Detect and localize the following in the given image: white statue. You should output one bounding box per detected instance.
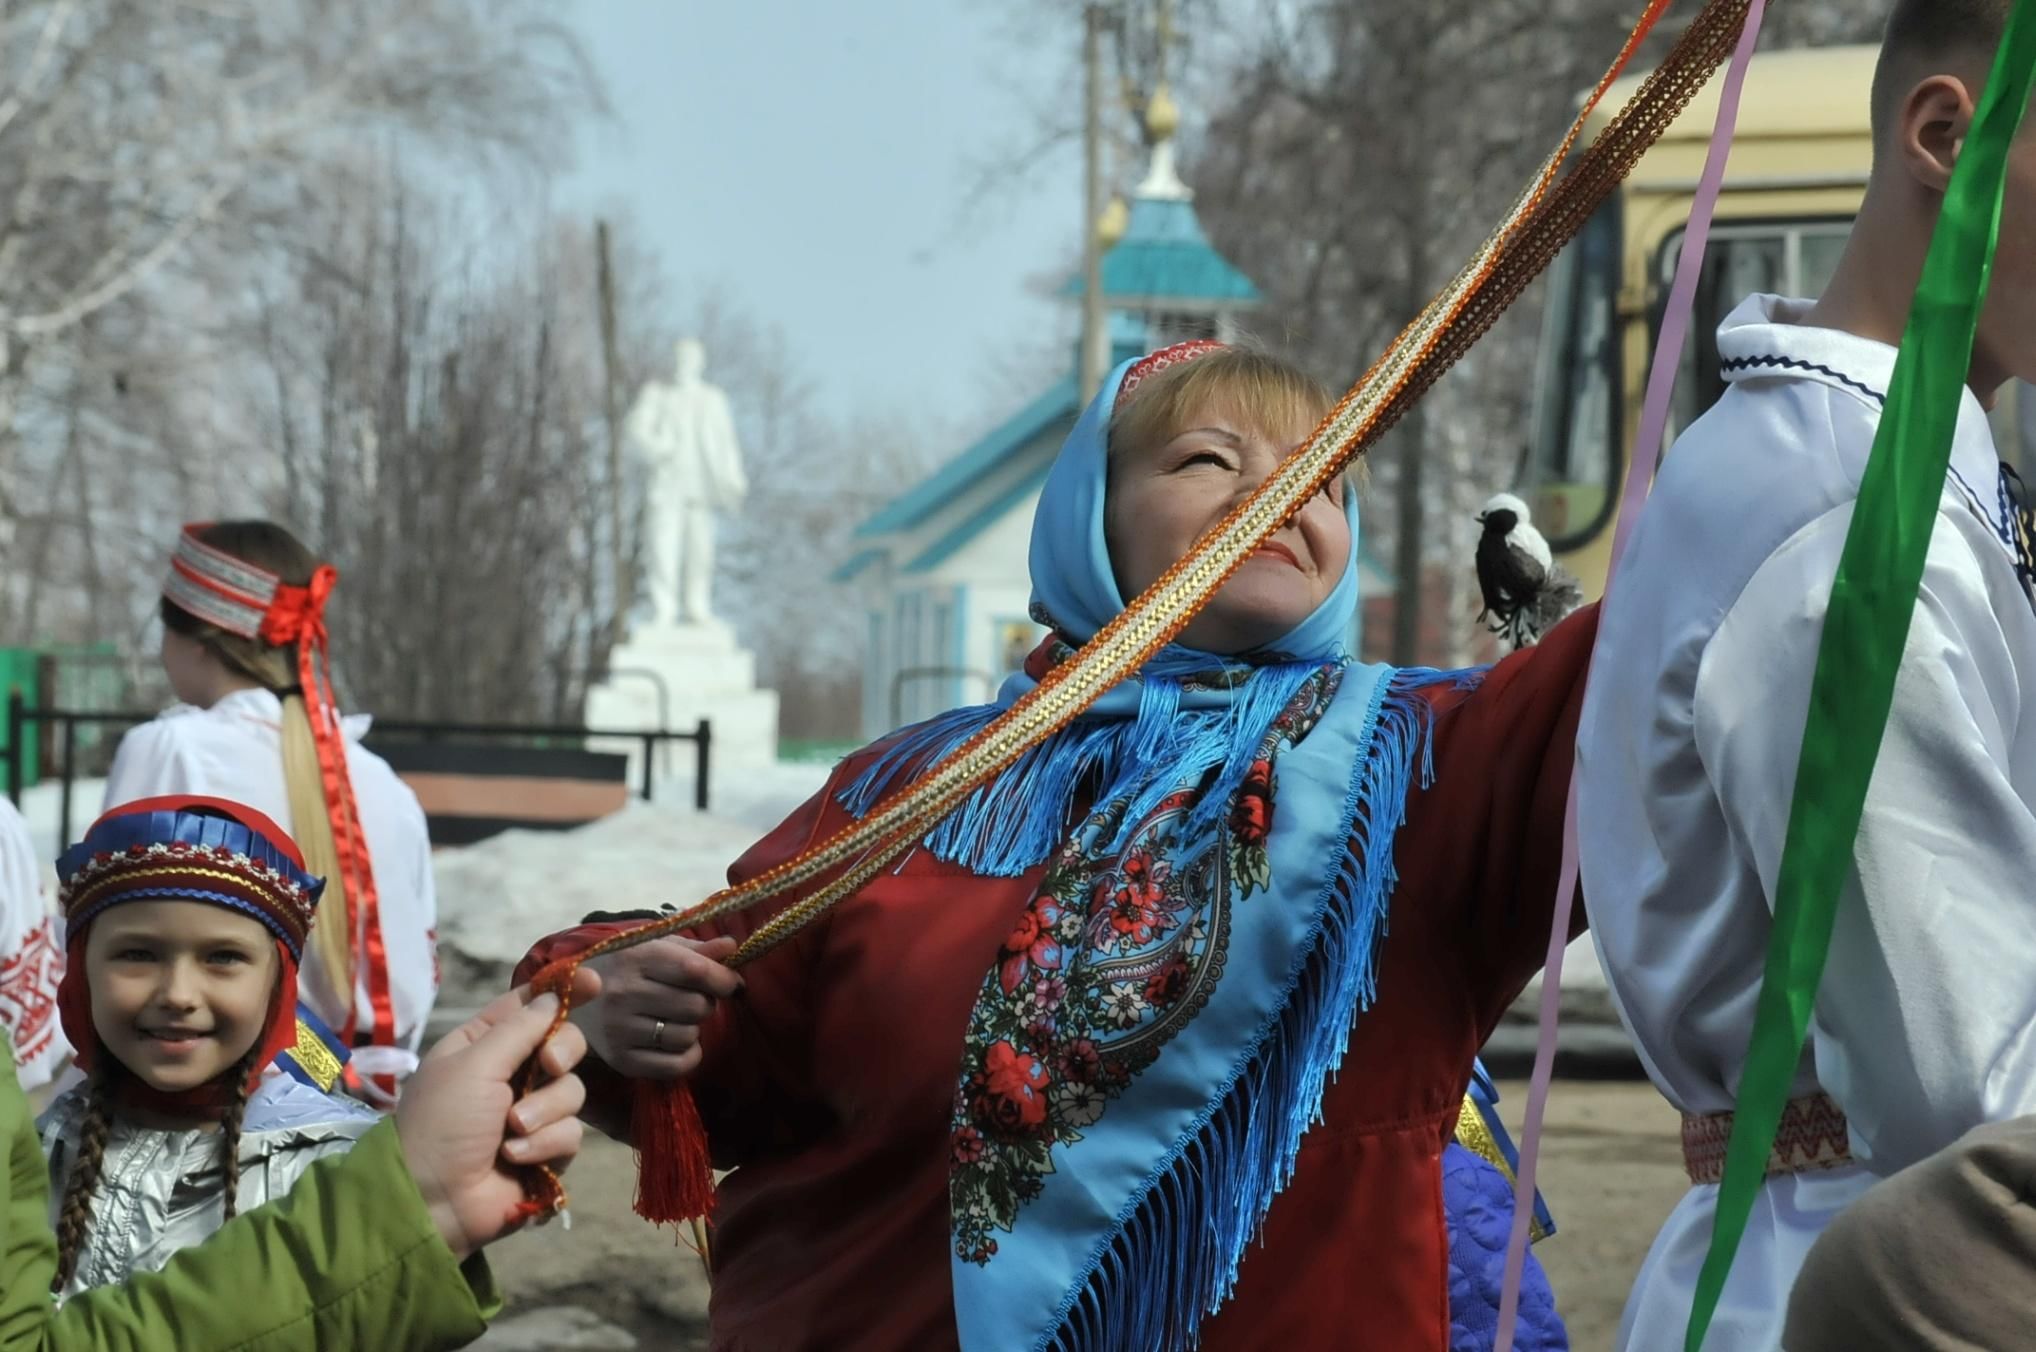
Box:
[626,339,748,626]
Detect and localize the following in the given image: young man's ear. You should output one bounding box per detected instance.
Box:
[1897,73,1978,192]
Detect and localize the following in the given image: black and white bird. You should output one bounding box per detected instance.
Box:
[1474,493,1584,650]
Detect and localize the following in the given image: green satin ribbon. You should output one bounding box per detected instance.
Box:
[1684,10,2036,1351]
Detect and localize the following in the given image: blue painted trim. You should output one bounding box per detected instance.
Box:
[832,546,886,582]
[904,459,1055,575]
[855,378,1079,539]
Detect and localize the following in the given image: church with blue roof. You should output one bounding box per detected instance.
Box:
[835,99,1390,739]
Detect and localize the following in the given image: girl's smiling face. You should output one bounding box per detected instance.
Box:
[85,901,279,1093]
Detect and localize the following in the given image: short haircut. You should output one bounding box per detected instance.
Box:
[1870,0,2010,149]
[1109,347,1333,462]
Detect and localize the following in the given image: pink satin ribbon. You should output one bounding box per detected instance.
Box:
[1492,4,1771,1347]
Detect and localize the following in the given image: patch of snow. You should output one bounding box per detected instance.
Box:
[432,761,833,999]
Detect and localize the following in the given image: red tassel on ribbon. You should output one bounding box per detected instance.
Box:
[514,954,717,1228]
[630,1078,717,1227]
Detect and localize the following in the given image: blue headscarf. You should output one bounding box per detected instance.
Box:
[1026,351,1363,655]
[840,349,1365,872]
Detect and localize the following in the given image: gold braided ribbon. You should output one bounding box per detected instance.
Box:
[519,0,1756,1217]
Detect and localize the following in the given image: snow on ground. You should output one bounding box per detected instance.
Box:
[14,777,108,890]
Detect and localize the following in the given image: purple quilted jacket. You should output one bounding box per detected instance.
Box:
[1444,1142,1569,1352]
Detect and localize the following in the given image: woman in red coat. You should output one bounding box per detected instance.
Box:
[521,342,1593,1350]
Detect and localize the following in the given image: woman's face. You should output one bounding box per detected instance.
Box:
[1104,401,1351,654]
[86,900,279,1093]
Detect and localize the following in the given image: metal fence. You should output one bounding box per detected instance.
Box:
[3,692,712,847]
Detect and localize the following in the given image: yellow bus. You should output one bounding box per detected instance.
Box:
[1516,44,2036,598]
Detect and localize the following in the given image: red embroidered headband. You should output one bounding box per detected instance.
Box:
[163,524,336,646]
[1114,339,1227,409]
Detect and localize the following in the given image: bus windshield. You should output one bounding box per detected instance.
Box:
[1522,210,1854,555]
[1522,204,1621,553]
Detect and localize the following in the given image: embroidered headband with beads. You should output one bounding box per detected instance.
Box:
[1112,339,1227,409]
[57,797,323,959]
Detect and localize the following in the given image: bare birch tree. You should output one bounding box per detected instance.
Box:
[0,0,600,649]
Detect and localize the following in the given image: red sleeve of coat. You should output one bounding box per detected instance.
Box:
[511,758,858,1164]
[1395,602,1600,1040]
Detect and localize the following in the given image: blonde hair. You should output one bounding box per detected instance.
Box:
[159,521,352,1016]
[1108,346,1339,470]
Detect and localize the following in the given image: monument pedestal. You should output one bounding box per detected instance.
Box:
[585,621,779,796]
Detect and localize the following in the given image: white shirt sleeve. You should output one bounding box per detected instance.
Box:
[102,719,213,809]
[1694,505,2036,1175]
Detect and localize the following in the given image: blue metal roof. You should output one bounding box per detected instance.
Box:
[903,459,1056,575]
[830,546,888,583]
[1064,197,1259,307]
[852,376,1080,541]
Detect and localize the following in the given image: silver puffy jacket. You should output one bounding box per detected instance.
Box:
[37,1074,379,1302]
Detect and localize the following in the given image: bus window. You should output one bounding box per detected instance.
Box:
[1522,204,1622,551]
[1660,220,1853,447]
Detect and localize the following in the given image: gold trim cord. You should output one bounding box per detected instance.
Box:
[546,0,1753,978]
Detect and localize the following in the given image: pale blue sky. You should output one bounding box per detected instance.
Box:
[559,0,1089,433]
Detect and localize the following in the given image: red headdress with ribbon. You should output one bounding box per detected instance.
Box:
[55,795,323,1115]
[161,524,398,1097]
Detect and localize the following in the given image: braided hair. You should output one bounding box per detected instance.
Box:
[50,1072,117,1294]
[217,1050,258,1222]
[50,1049,263,1294]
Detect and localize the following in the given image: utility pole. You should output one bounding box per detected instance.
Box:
[594,220,629,655]
[1079,4,1110,404]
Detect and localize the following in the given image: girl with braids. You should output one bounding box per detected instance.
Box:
[103,520,437,1105]
[37,797,376,1300]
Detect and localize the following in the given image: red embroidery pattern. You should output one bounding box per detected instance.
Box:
[1681,1091,1852,1185]
[0,917,64,1064]
[1114,340,1225,407]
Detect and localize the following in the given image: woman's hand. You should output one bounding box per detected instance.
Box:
[571,935,743,1080]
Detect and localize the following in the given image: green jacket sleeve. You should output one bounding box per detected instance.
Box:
[5,1043,501,1351]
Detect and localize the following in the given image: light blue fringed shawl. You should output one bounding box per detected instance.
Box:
[839,353,1473,1351]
